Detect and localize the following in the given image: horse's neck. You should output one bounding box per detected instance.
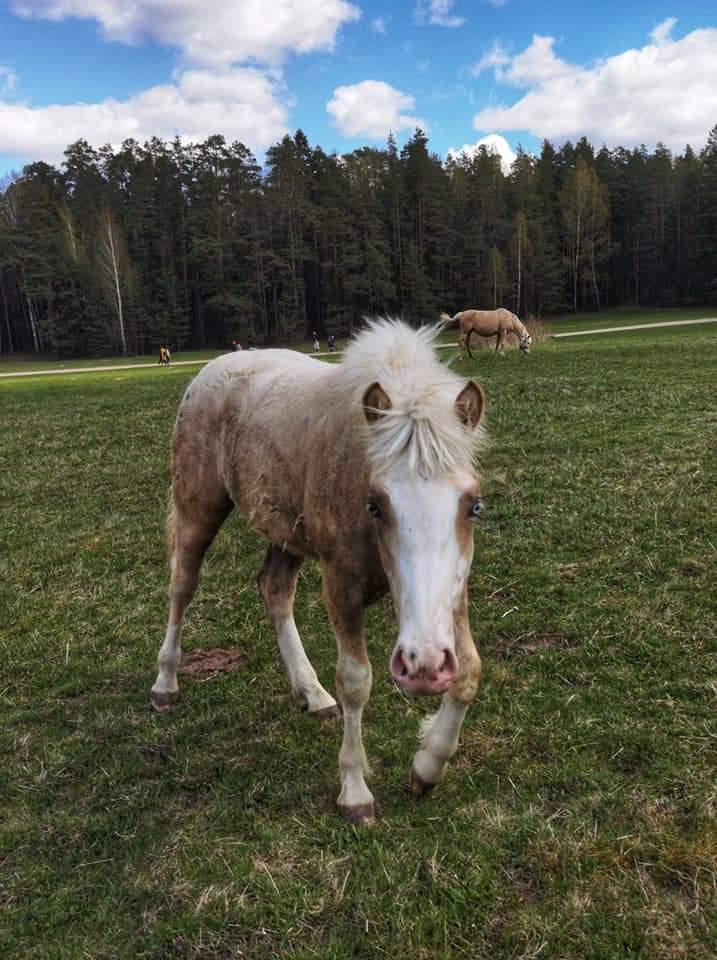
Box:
[510,315,527,339]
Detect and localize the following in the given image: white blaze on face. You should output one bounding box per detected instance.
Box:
[371,469,479,695]
[358,362,486,696]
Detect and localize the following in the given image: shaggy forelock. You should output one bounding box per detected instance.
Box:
[336,318,487,476]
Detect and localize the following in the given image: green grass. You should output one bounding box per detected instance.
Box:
[0,339,335,376]
[3,307,716,376]
[0,348,226,375]
[1,326,715,959]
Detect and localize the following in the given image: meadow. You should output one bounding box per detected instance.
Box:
[2,306,716,377]
[1,322,715,959]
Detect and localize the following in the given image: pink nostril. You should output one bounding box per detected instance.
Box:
[391,647,412,680]
[392,646,458,692]
[439,649,458,678]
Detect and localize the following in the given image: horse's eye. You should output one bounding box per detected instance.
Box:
[470,498,482,518]
[367,500,381,519]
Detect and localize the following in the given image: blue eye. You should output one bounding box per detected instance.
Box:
[470,499,482,518]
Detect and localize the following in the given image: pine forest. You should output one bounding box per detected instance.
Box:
[1,125,716,357]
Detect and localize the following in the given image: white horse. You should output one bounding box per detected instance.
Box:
[152,319,487,825]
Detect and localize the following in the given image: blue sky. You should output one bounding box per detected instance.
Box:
[1,0,715,176]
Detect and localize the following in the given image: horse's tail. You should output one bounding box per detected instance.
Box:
[439,311,459,328]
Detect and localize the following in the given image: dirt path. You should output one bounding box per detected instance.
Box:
[551,317,717,338]
[0,358,212,379]
[2,317,716,379]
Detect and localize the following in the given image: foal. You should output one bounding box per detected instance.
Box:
[152,319,487,825]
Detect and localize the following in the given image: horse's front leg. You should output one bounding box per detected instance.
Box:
[323,570,375,825]
[410,590,481,793]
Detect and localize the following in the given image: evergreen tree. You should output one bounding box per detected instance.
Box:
[1,125,716,358]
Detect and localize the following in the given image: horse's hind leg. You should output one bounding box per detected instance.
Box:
[457,331,466,360]
[151,495,232,710]
[257,545,339,718]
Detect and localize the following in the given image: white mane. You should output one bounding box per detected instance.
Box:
[335,318,487,476]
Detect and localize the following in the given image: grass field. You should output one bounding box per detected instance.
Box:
[2,307,716,376]
[1,324,715,959]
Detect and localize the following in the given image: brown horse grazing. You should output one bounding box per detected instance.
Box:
[151,319,487,825]
[440,309,532,359]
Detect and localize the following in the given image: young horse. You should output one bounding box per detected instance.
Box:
[440,309,532,359]
[152,319,487,825]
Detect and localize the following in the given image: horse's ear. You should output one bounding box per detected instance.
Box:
[455,380,485,430]
[362,382,392,422]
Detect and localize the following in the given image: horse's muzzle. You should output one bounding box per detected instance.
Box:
[390,645,458,695]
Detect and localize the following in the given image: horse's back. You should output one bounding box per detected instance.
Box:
[173,349,332,551]
[175,349,325,424]
[190,348,324,395]
[461,308,515,334]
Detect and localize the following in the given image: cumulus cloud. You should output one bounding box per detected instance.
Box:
[415,1,465,28]
[1,1,365,164]
[448,133,516,174]
[327,80,425,138]
[9,0,361,66]
[0,68,289,163]
[473,20,717,150]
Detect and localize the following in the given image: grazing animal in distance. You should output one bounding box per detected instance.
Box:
[151,319,488,825]
[440,308,533,358]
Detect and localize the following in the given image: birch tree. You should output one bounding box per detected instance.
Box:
[511,211,530,316]
[488,245,507,307]
[561,159,609,310]
[97,207,129,354]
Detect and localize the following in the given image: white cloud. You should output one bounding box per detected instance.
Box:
[372,16,387,35]
[649,17,677,45]
[415,1,465,28]
[471,41,510,77]
[0,66,19,97]
[0,68,289,162]
[473,21,717,150]
[9,0,361,66]
[327,80,425,138]
[448,133,516,174]
[1,1,364,165]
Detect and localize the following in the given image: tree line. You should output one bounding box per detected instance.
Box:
[0,125,715,357]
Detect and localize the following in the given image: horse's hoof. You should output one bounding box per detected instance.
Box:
[312,704,342,721]
[338,802,377,827]
[151,690,177,713]
[409,766,436,796]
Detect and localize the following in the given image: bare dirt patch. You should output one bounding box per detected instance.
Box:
[178,648,247,677]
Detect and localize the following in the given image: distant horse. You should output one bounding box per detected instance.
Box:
[151,320,487,825]
[440,309,533,358]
